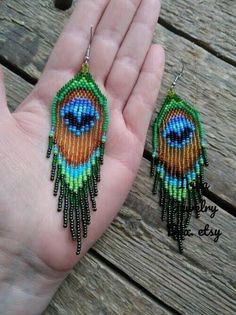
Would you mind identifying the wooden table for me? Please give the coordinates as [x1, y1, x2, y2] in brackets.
[0, 0, 235, 314]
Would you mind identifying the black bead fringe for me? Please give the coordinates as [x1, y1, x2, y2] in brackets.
[151, 157, 208, 254]
[47, 137, 102, 256]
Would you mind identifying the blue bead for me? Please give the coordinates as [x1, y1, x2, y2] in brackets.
[61, 97, 99, 136]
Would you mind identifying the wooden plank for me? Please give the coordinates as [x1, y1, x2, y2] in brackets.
[4, 66, 236, 314]
[0, 0, 73, 79]
[1, 0, 235, 66]
[160, 0, 236, 64]
[1, 0, 235, 204]
[4, 66, 32, 111]
[4, 67, 174, 315]
[43, 253, 173, 315]
[151, 26, 236, 205]
[94, 158, 236, 315]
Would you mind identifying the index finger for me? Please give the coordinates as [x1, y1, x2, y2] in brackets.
[29, 0, 110, 107]
[46, 0, 110, 72]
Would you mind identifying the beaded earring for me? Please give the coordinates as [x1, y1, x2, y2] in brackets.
[151, 63, 208, 253]
[47, 27, 109, 255]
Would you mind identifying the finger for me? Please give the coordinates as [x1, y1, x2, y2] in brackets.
[27, 0, 110, 109]
[45, 0, 110, 73]
[89, 0, 142, 82]
[106, 0, 161, 109]
[0, 65, 10, 118]
[123, 44, 165, 143]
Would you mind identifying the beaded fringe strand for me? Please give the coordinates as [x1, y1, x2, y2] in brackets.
[151, 88, 208, 253]
[47, 62, 108, 255]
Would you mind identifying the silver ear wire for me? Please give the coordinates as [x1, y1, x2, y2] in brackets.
[84, 26, 93, 63]
[171, 61, 185, 88]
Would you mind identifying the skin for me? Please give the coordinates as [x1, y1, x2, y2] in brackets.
[0, 0, 165, 313]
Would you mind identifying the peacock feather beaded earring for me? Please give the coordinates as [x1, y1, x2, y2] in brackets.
[151, 63, 208, 253]
[47, 27, 109, 255]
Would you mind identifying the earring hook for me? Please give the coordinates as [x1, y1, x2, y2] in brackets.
[171, 61, 185, 88]
[84, 26, 93, 63]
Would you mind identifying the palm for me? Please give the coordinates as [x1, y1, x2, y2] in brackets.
[0, 0, 164, 272]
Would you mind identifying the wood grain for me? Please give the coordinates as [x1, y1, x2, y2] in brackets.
[2, 0, 236, 313]
[151, 26, 236, 205]
[4, 66, 174, 315]
[43, 253, 173, 315]
[0, 0, 73, 78]
[0, 0, 235, 204]
[4, 65, 236, 314]
[94, 158, 236, 315]
[4, 67, 32, 111]
[160, 0, 236, 64]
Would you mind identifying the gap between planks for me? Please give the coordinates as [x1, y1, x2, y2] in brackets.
[54, 0, 236, 68]
[3, 64, 234, 311]
[90, 249, 182, 315]
[1, 55, 235, 216]
[1, 52, 236, 215]
[158, 17, 236, 68]
[144, 150, 236, 216]
[0, 55, 38, 84]
[43, 250, 178, 315]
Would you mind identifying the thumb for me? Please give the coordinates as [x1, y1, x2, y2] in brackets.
[0, 65, 10, 118]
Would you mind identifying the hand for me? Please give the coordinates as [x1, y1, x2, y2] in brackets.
[0, 0, 164, 312]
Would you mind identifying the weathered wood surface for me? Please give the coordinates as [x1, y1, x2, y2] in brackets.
[160, 0, 236, 65]
[43, 253, 173, 315]
[152, 27, 236, 205]
[4, 65, 236, 315]
[2, 0, 236, 314]
[4, 67, 32, 111]
[0, 0, 74, 79]
[4, 67, 174, 315]
[94, 158, 236, 315]
[0, 0, 235, 204]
